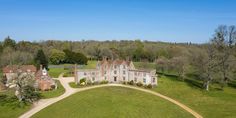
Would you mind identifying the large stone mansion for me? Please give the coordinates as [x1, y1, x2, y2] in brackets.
[75, 58, 158, 85]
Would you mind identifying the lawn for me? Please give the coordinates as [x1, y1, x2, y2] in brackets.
[32, 87, 193, 118]
[48, 61, 97, 78]
[0, 89, 31, 118]
[133, 61, 156, 70]
[40, 80, 65, 99]
[48, 68, 69, 78]
[79, 60, 97, 69]
[154, 76, 236, 118]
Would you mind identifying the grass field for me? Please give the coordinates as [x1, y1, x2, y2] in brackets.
[79, 60, 97, 69]
[48, 61, 97, 78]
[32, 87, 193, 118]
[48, 68, 69, 78]
[40, 80, 65, 99]
[154, 76, 236, 118]
[133, 62, 156, 70]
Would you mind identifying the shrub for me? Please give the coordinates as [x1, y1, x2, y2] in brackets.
[80, 78, 86, 84]
[147, 84, 153, 89]
[136, 82, 143, 87]
[122, 81, 127, 85]
[100, 80, 108, 84]
[128, 80, 134, 85]
[87, 79, 92, 85]
[80, 82, 85, 86]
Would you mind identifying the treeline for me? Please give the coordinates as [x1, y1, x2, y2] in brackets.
[0, 25, 235, 90]
[156, 25, 236, 90]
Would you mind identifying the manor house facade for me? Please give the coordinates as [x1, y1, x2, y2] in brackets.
[75, 58, 157, 85]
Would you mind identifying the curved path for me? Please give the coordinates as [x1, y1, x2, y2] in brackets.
[19, 75, 203, 118]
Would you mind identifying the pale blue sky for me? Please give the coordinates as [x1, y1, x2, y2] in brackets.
[0, 0, 235, 43]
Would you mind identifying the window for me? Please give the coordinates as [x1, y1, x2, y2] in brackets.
[92, 77, 95, 81]
[143, 73, 146, 77]
[143, 78, 146, 83]
[123, 77, 125, 81]
[104, 71, 106, 74]
[123, 65, 126, 69]
[153, 78, 155, 83]
[114, 65, 117, 69]
[134, 72, 137, 76]
[123, 70, 126, 75]
[92, 72, 95, 75]
[134, 77, 137, 82]
[114, 77, 117, 81]
[84, 72, 87, 75]
[104, 76, 107, 80]
[114, 70, 117, 74]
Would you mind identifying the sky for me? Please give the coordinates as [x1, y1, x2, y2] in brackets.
[0, 0, 236, 43]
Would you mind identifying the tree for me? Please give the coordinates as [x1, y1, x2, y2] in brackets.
[170, 56, 188, 80]
[63, 49, 88, 64]
[156, 57, 168, 74]
[35, 49, 48, 69]
[211, 25, 236, 89]
[49, 49, 65, 65]
[0, 47, 34, 67]
[190, 45, 218, 91]
[13, 71, 41, 103]
[3, 36, 16, 49]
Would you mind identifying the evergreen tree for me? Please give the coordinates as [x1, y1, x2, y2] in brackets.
[35, 49, 48, 69]
[3, 36, 16, 49]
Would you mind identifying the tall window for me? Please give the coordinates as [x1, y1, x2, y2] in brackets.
[153, 78, 155, 83]
[114, 70, 117, 74]
[92, 72, 95, 75]
[114, 65, 117, 69]
[143, 78, 146, 83]
[92, 77, 95, 81]
[134, 77, 137, 82]
[123, 70, 126, 75]
[123, 77, 125, 81]
[105, 76, 107, 80]
[123, 65, 126, 69]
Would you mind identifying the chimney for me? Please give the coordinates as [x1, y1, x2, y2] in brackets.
[40, 65, 43, 71]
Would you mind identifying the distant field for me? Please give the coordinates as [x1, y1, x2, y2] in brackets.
[40, 80, 65, 99]
[48, 68, 68, 78]
[79, 60, 97, 69]
[154, 76, 236, 118]
[133, 61, 156, 69]
[48, 61, 97, 78]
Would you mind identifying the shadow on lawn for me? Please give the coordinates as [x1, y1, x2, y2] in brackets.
[158, 72, 203, 89]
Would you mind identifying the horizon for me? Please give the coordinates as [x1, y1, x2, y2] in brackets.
[0, 0, 236, 44]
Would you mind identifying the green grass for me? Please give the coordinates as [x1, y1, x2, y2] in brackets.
[0, 89, 31, 118]
[68, 82, 79, 88]
[40, 80, 65, 99]
[80, 60, 97, 69]
[48, 68, 69, 78]
[48, 61, 97, 78]
[154, 76, 236, 118]
[32, 86, 193, 118]
[133, 61, 156, 70]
